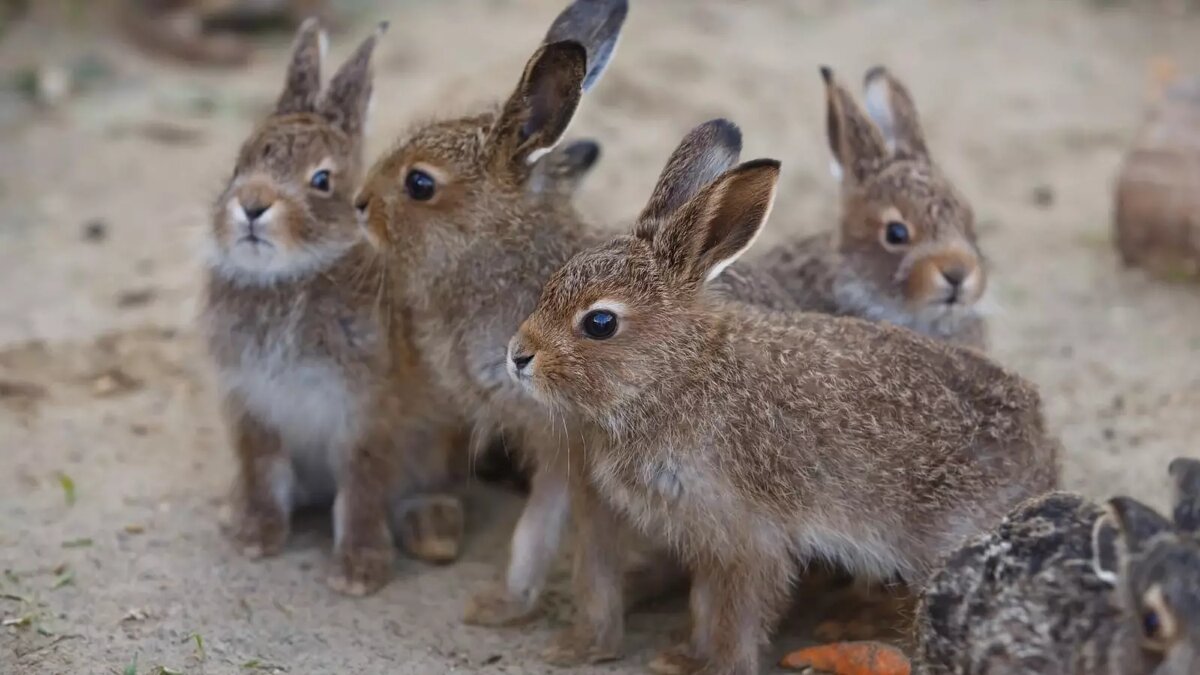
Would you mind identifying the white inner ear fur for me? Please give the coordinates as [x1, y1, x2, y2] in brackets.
[703, 178, 779, 283]
[317, 29, 330, 82]
[863, 75, 898, 154]
[1090, 513, 1119, 586]
[828, 158, 844, 183]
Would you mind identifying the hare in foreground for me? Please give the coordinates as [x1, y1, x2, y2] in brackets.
[203, 19, 463, 596]
[758, 67, 988, 349]
[784, 457, 1200, 675]
[507, 137, 1059, 673]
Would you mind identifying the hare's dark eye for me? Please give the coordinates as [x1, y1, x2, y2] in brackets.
[405, 169, 436, 201]
[1142, 610, 1162, 639]
[310, 169, 332, 193]
[581, 310, 618, 340]
[883, 221, 910, 246]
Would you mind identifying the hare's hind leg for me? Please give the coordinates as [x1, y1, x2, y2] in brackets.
[393, 492, 465, 564]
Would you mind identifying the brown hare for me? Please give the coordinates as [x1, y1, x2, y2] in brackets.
[507, 133, 1059, 673]
[202, 19, 463, 597]
[783, 457, 1200, 675]
[758, 67, 988, 349]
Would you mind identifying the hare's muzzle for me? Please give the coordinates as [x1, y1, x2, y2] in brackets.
[906, 247, 985, 307]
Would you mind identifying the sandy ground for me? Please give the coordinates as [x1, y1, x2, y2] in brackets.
[2, 0, 1200, 673]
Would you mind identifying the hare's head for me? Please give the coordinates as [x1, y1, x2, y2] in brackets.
[1098, 467, 1200, 675]
[509, 120, 780, 420]
[822, 66, 985, 323]
[209, 19, 382, 284]
[353, 0, 625, 279]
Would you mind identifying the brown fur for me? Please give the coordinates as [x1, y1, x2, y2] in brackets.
[354, 0, 631, 625]
[511, 149, 1059, 674]
[202, 20, 464, 597]
[758, 67, 988, 349]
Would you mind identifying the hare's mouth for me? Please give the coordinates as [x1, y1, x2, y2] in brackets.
[236, 234, 274, 251]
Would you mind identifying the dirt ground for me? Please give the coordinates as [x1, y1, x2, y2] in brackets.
[2, 0, 1200, 673]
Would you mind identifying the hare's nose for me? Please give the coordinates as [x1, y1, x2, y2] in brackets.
[242, 203, 269, 222]
[941, 265, 967, 288]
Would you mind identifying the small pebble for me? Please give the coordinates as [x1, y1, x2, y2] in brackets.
[82, 219, 107, 242]
[1031, 184, 1055, 208]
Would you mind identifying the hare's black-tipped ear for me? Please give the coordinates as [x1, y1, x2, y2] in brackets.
[488, 40, 587, 168]
[1169, 457, 1200, 533]
[863, 66, 929, 159]
[319, 21, 386, 137]
[1108, 496, 1174, 561]
[276, 17, 326, 114]
[822, 65, 887, 184]
[543, 0, 628, 92]
[651, 159, 781, 287]
[530, 139, 601, 197]
[1091, 511, 1121, 585]
[636, 119, 743, 237]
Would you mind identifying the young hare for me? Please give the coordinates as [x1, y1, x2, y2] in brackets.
[354, 0, 639, 624]
[203, 20, 463, 596]
[508, 139, 1059, 674]
[784, 457, 1200, 675]
[759, 67, 987, 349]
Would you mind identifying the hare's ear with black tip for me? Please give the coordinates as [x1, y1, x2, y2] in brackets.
[487, 41, 588, 168]
[318, 21, 387, 137]
[543, 0, 628, 92]
[487, 0, 627, 169]
[276, 18, 327, 115]
[1107, 496, 1174, 567]
[822, 65, 887, 184]
[650, 158, 781, 287]
[862, 66, 929, 159]
[635, 119, 743, 238]
[1169, 457, 1200, 533]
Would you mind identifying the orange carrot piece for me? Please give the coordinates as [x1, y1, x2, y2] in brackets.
[779, 641, 911, 675]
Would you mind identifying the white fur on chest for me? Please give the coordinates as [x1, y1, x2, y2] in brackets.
[219, 334, 360, 460]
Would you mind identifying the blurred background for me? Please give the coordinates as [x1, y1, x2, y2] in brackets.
[1, 1, 1199, 673]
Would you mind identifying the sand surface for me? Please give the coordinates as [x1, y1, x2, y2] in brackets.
[2, 0, 1199, 673]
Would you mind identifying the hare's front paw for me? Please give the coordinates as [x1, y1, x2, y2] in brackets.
[327, 542, 395, 597]
[541, 626, 622, 666]
[462, 585, 540, 626]
[647, 644, 706, 675]
[223, 499, 289, 559]
[396, 494, 465, 564]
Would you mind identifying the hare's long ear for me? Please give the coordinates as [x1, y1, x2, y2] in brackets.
[487, 40, 587, 168]
[1169, 457, 1200, 533]
[863, 66, 929, 159]
[530, 139, 601, 197]
[650, 159, 780, 287]
[487, 0, 626, 169]
[635, 119, 743, 238]
[276, 18, 327, 115]
[1091, 511, 1121, 585]
[543, 0, 628, 92]
[319, 21, 386, 137]
[822, 66, 887, 184]
[1107, 497, 1174, 570]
